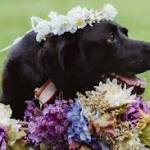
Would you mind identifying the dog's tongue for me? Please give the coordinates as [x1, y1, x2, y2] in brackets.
[114, 74, 146, 88]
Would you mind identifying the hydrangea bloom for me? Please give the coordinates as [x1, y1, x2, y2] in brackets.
[122, 97, 149, 125]
[67, 100, 91, 144]
[26, 100, 70, 150]
[24, 100, 41, 122]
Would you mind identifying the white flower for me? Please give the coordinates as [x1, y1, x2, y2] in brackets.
[49, 15, 68, 35]
[48, 11, 58, 20]
[95, 79, 136, 107]
[100, 4, 118, 21]
[88, 9, 98, 26]
[31, 17, 51, 42]
[67, 6, 90, 29]
[0, 103, 12, 119]
[0, 103, 25, 146]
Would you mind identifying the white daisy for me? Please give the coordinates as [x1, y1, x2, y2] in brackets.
[67, 6, 90, 29]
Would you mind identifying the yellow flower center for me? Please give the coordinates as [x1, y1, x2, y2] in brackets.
[76, 18, 85, 26]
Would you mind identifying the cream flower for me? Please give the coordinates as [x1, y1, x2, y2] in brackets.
[0, 103, 12, 119]
[6, 119, 25, 146]
[0, 103, 25, 146]
[0, 103, 13, 127]
[118, 130, 146, 150]
[94, 79, 136, 107]
[78, 78, 135, 119]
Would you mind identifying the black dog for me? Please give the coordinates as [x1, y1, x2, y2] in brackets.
[1, 20, 150, 119]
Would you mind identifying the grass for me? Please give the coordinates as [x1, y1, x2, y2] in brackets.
[0, 0, 150, 98]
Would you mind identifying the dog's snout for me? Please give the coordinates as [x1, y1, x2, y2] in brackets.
[143, 43, 150, 55]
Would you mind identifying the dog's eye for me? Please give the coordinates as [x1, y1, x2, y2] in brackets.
[107, 33, 117, 43]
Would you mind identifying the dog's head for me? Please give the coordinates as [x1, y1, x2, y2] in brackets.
[41, 20, 150, 97]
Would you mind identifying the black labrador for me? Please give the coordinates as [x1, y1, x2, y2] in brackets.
[1, 20, 150, 119]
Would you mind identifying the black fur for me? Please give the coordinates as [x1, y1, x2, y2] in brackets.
[1, 20, 150, 119]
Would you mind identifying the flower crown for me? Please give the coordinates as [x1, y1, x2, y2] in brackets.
[31, 4, 118, 42]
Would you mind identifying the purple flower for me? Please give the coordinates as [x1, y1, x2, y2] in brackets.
[24, 100, 41, 122]
[26, 100, 70, 150]
[0, 126, 7, 150]
[122, 97, 149, 125]
[67, 100, 91, 144]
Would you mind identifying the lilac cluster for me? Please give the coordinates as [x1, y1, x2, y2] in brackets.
[26, 100, 70, 150]
[122, 97, 149, 125]
[67, 100, 91, 144]
[0, 126, 6, 150]
[24, 100, 41, 122]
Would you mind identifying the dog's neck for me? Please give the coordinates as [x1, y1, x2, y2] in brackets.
[35, 80, 58, 104]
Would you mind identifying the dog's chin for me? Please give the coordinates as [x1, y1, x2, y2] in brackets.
[99, 73, 146, 95]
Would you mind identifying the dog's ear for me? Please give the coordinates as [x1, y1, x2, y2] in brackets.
[57, 34, 82, 74]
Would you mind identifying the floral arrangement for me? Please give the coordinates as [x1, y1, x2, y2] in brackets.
[0, 79, 150, 150]
[31, 4, 117, 42]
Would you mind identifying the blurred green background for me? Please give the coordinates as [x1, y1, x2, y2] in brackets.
[0, 0, 150, 98]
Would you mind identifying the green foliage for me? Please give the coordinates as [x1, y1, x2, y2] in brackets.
[0, 0, 150, 98]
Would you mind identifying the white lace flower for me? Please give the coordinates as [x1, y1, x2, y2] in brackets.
[95, 79, 136, 107]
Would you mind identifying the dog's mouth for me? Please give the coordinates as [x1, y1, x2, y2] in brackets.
[112, 73, 146, 88]
[100, 73, 146, 95]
